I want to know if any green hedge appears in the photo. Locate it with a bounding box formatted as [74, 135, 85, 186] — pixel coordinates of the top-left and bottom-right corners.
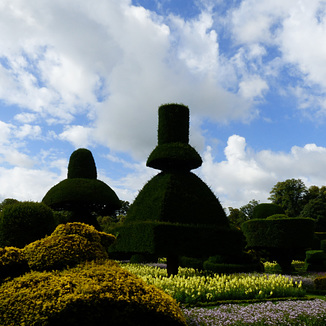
[0, 260, 187, 326]
[241, 217, 315, 249]
[109, 221, 244, 258]
[252, 203, 285, 219]
[125, 172, 229, 227]
[67, 148, 97, 179]
[0, 201, 56, 248]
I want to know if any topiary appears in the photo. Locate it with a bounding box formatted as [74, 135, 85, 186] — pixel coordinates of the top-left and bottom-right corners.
[0, 260, 187, 326]
[0, 201, 56, 248]
[42, 149, 121, 229]
[0, 247, 29, 281]
[24, 222, 115, 271]
[252, 203, 285, 219]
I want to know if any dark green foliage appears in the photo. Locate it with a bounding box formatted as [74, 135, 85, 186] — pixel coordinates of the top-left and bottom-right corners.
[110, 221, 244, 258]
[314, 275, 326, 290]
[0, 247, 29, 281]
[67, 148, 97, 179]
[266, 214, 288, 220]
[0, 260, 187, 326]
[300, 197, 326, 231]
[0, 198, 19, 212]
[268, 178, 308, 216]
[242, 217, 315, 273]
[42, 148, 121, 229]
[147, 143, 202, 171]
[179, 256, 204, 270]
[0, 201, 56, 248]
[242, 218, 315, 249]
[305, 250, 326, 272]
[24, 223, 114, 271]
[125, 171, 229, 226]
[252, 203, 285, 219]
[43, 178, 120, 218]
[158, 103, 189, 145]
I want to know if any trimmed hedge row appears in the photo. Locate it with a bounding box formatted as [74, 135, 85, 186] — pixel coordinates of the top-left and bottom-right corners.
[110, 221, 244, 258]
[241, 217, 315, 249]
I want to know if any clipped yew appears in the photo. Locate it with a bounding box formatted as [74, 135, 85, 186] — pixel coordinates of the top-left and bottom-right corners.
[42, 148, 121, 229]
[242, 217, 315, 273]
[110, 104, 244, 275]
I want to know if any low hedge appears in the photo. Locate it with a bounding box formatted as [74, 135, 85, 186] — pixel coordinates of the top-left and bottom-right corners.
[0, 260, 187, 326]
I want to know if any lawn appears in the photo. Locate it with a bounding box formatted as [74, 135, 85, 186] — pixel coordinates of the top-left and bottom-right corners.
[121, 261, 326, 326]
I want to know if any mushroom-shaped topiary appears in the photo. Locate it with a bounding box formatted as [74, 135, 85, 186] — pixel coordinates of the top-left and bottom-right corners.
[110, 104, 244, 275]
[42, 148, 121, 229]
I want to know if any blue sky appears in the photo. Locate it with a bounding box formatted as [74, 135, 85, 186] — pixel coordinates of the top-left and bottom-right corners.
[1, 0, 326, 210]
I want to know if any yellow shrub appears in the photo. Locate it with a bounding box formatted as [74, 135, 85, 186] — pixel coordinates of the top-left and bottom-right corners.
[0, 247, 29, 280]
[24, 234, 108, 271]
[0, 260, 187, 326]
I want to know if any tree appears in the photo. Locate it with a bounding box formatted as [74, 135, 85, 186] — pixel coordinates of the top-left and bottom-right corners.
[42, 148, 121, 230]
[110, 104, 244, 276]
[268, 179, 308, 217]
[228, 200, 260, 228]
[300, 197, 326, 231]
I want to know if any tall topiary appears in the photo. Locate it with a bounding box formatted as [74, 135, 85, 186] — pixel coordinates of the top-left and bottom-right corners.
[42, 148, 121, 230]
[110, 104, 244, 275]
[252, 203, 285, 219]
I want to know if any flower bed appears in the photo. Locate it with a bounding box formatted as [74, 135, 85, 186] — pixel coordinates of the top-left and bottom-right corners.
[183, 299, 326, 326]
[121, 264, 305, 304]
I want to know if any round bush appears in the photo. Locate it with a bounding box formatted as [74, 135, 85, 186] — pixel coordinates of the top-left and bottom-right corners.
[0, 247, 29, 281]
[0, 260, 187, 326]
[0, 201, 56, 248]
[252, 203, 285, 219]
[24, 235, 108, 271]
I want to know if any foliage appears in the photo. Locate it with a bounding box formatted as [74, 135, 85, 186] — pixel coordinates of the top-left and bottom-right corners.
[0, 260, 186, 326]
[42, 148, 121, 229]
[24, 223, 114, 271]
[228, 200, 260, 228]
[305, 250, 326, 272]
[0, 198, 19, 212]
[268, 178, 308, 217]
[300, 197, 326, 231]
[67, 148, 97, 179]
[314, 275, 326, 290]
[121, 264, 305, 305]
[0, 201, 56, 248]
[0, 247, 29, 281]
[252, 203, 285, 219]
[242, 217, 315, 273]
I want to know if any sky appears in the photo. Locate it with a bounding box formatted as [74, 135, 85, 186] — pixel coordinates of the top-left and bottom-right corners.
[1, 0, 326, 211]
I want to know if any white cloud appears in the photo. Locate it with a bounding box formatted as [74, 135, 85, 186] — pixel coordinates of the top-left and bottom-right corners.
[59, 125, 95, 148]
[197, 134, 326, 209]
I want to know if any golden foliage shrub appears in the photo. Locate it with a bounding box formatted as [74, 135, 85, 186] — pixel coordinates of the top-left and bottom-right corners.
[0, 260, 187, 326]
[0, 247, 29, 280]
[24, 234, 108, 271]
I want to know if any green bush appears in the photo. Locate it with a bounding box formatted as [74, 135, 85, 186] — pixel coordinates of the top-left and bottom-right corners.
[67, 148, 97, 179]
[252, 203, 285, 219]
[0, 247, 29, 281]
[0, 260, 187, 326]
[314, 275, 326, 290]
[266, 214, 288, 220]
[305, 250, 326, 272]
[0, 201, 56, 248]
[24, 223, 115, 271]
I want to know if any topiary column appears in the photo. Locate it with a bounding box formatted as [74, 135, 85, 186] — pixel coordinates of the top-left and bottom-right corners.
[42, 148, 121, 230]
[110, 104, 244, 275]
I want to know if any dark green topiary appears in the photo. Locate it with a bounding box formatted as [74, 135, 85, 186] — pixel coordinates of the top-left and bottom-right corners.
[67, 148, 97, 179]
[42, 148, 121, 229]
[110, 103, 245, 275]
[0, 201, 56, 248]
[0, 260, 187, 326]
[242, 217, 315, 273]
[252, 203, 285, 219]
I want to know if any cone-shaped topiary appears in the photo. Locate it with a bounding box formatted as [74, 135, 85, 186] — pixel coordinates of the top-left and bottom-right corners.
[110, 104, 244, 275]
[42, 149, 121, 229]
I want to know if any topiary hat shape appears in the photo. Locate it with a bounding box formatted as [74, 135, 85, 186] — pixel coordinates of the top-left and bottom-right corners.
[42, 148, 121, 229]
[146, 104, 202, 171]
